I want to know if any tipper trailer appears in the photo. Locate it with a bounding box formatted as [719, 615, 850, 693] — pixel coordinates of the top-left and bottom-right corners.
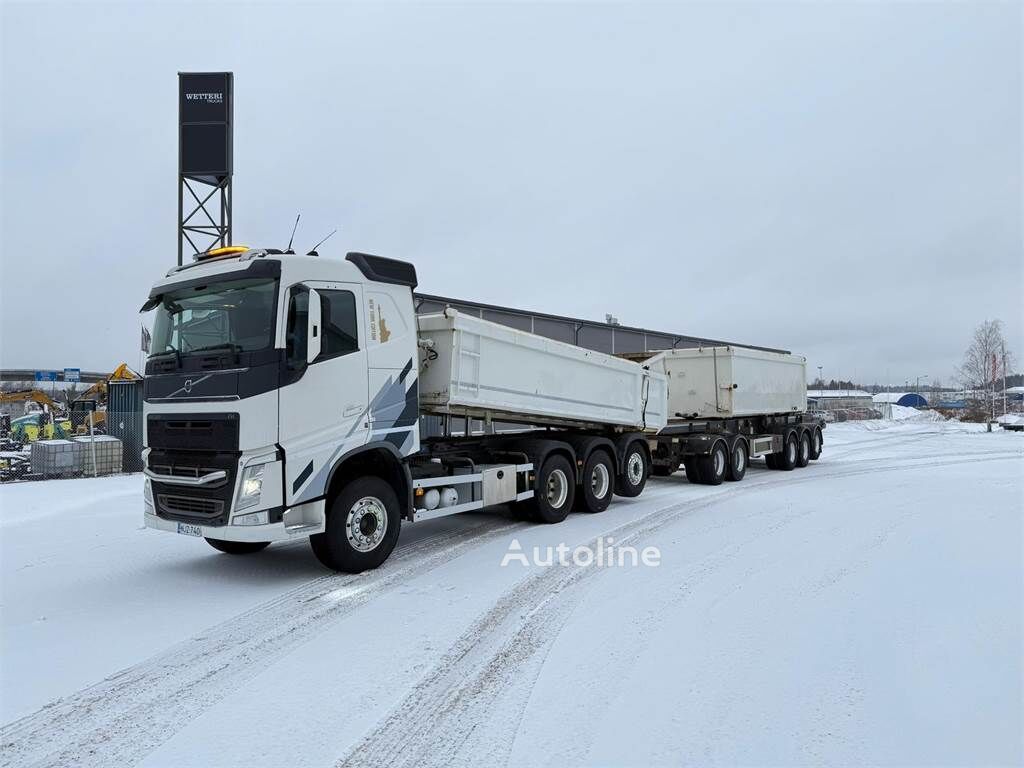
[140, 246, 823, 572]
[641, 346, 825, 484]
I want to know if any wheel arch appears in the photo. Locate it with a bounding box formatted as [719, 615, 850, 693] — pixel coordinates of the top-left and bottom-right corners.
[325, 442, 413, 519]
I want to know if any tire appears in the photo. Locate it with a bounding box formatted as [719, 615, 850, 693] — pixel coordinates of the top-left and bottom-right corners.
[205, 538, 270, 555]
[651, 463, 677, 477]
[764, 452, 778, 470]
[777, 433, 798, 471]
[310, 476, 401, 573]
[683, 456, 702, 484]
[696, 441, 728, 486]
[726, 439, 747, 482]
[809, 428, 823, 460]
[530, 454, 576, 523]
[614, 441, 649, 497]
[577, 450, 615, 513]
[797, 431, 811, 468]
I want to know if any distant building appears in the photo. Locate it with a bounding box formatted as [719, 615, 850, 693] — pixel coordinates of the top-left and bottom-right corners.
[872, 392, 928, 408]
[806, 389, 874, 411]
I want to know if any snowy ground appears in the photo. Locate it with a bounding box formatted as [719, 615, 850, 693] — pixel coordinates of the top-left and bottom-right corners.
[1, 419, 1021, 767]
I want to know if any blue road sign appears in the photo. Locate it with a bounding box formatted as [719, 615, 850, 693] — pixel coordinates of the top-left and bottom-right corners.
[64, 368, 81, 382]
[34, 370, 58, 382]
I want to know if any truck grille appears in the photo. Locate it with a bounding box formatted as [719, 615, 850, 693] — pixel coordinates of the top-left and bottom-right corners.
[158, 494, 224, 518]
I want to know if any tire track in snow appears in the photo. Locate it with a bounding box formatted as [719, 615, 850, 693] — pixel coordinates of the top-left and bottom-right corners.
[335, 451, 1022, 768]
[0, 519, 527, 768]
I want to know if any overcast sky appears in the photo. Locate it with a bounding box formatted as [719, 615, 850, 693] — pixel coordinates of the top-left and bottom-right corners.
[1, 1, 1020, 386]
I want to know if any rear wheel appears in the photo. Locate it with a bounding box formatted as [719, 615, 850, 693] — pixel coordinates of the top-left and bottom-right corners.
[531, 454, 576, 523]
[614, 442, 648, 497]
[764, 452, 778, 470]
[578, 450, 615, 513]
[310, 477, 401, 573]
[797, 431, 811, 468]
[726, 440, 747, 481]
[683, 456, 702, 483]
[205, 538, 270, 555]
[777, 433, 798, 471]
[809, 428, 823, 460]
[697, 441, 729, 486]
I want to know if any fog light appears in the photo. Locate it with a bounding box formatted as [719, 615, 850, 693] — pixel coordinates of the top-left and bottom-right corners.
[234, 509, 269, 526]
[236, 464, 265, 511]
[144, 478, 154, 514]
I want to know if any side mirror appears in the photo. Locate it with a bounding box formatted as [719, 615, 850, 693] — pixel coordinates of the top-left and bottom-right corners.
[307, 288, 322, 364]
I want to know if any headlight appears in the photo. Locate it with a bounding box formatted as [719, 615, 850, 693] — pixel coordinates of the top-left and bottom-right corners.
[236, 463, 265, 511]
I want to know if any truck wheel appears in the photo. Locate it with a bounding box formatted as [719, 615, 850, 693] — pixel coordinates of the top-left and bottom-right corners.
[531, 454, 576, 523]
[651, 462, 678, 477]
[310, 477, 401, 573]
[797, 431, 811, 468]
[777, 433, 798, 471]
[577, 450, 614, 513]
[697, 442, 728, 485]
[614, 442, 648, 497]
[683, 456, 702, 484]
[726, 440, 747, 481]
[205, 539, 270, 555]
[764, 452, 778, 470]
[809, 428, 823, 460]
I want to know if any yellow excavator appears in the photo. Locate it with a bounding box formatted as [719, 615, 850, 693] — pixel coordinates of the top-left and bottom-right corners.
[0, 390, 73, 442]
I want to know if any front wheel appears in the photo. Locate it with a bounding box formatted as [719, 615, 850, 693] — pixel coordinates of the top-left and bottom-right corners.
[310, 477, 401, 573]
[205, 538, 270, 555]
[614, 442, 649, 497]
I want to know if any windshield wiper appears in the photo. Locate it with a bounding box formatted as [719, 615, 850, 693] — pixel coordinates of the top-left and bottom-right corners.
[188, 342, 243, 356]
[149, 349, 181, 369]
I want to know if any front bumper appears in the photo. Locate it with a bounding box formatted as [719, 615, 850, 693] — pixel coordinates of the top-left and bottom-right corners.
[144, 501, 325, 543]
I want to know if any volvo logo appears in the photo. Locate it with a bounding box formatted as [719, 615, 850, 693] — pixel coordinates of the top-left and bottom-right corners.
[183, 379, 193, 394]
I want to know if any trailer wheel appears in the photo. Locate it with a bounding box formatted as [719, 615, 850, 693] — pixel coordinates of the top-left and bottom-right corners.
[614, 442, 648, 497]
[777, 433, 798, 471]
[577, 450, 615, 513]
[697, 442, 728, 485]
[205, 539, 270, 555]
[310, 477, 401, 572]
[531, 454, 576, 523]
[809, 428, 823, 460]
[797, 431, 811, 468]
[726, 440, 747, 482]
[683, 456, 702, 484]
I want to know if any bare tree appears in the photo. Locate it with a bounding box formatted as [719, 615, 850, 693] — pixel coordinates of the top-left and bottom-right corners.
[957, 320, 1015, 417]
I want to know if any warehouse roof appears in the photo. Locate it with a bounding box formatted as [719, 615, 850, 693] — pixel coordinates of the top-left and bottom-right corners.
[807, 390, 872, 399]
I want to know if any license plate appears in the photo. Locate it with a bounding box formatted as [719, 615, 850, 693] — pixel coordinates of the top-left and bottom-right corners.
[177, 522, 203, 537]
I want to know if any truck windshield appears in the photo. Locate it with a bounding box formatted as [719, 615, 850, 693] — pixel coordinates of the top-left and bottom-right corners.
[150, 278, 277, 357]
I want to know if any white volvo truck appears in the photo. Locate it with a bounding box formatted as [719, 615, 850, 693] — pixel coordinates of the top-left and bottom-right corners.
[141, 247, 667, 572]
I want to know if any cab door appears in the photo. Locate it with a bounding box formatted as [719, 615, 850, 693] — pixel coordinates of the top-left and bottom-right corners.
[279, 280, 369, 505]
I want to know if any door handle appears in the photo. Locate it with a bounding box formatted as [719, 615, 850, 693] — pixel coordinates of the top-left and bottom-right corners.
[344, 404, 363, 417]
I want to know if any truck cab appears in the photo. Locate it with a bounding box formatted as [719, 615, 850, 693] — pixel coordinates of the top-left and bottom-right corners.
[142, 248, 421, 569]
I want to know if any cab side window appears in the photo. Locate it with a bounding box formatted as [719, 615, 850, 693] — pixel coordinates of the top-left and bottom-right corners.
[285, 286, 309, 370]
[319, 289, 358, 360]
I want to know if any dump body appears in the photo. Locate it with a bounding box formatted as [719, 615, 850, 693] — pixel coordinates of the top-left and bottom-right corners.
[645, 346, 806, 420]
[417, 309, 667, 431]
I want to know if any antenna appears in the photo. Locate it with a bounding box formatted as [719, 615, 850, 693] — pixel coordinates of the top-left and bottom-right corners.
[285, 214, 301, 253]
[307, 228, 337, 256]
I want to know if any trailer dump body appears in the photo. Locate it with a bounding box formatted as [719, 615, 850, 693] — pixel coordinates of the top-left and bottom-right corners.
[645, 346, 807, 420]
[417, 309, 668, 431]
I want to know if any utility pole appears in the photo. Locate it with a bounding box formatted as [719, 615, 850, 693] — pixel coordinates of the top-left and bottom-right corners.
[1002, 341, 1007, 416]
[915, 375, 928, 397]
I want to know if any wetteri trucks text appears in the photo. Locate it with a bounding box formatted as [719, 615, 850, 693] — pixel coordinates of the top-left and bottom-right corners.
[141, 247, 823, 572]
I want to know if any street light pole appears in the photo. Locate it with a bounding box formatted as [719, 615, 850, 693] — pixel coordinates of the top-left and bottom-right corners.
[915, 375, 929, 397]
